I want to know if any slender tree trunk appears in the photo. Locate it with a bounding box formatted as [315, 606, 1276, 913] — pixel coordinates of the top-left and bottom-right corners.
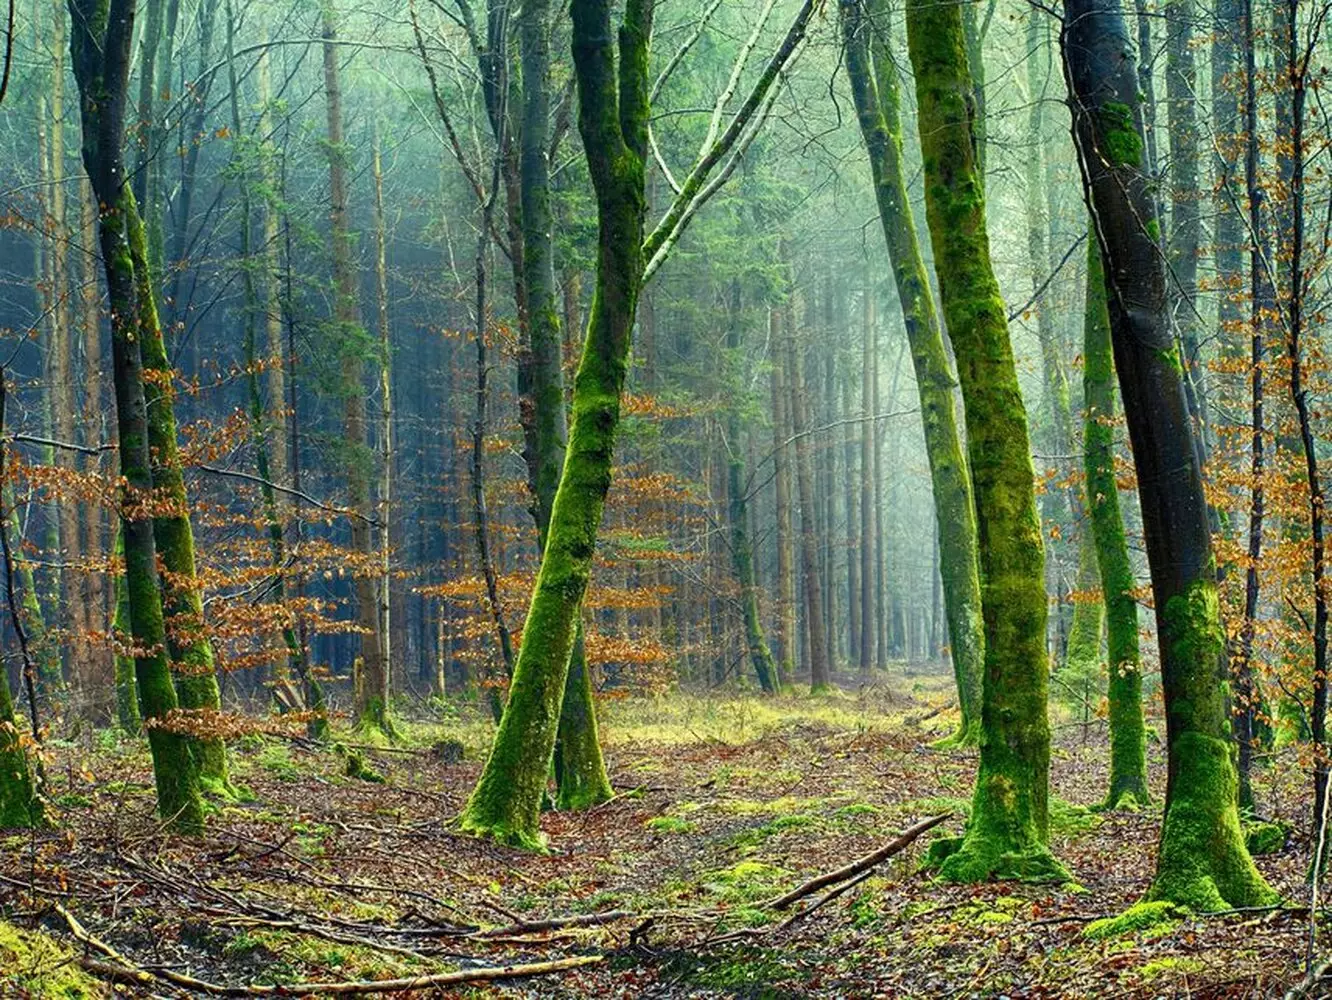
[372, 127, 394, 690]
[785, 305, 830, 694]
[321, 1, 392, 738]
[842, 0, 983, 741]
[906, 0, 1063, 882]
[1232, 0, 1266, 812]
[859, 287, 875, 679]
[1084, 238, 1150, 809]
[459, 0, 654, 848]
[770, 308, 797, 683]
[1061, 0, 1275, 910]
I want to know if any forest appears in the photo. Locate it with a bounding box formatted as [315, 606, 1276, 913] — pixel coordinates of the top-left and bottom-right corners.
[0, 0, 1327, 994]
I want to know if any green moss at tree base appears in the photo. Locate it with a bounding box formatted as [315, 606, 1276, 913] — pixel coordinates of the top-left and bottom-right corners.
[1083, 901, 1186, 940]
[1243, 819, 1288, 856]
[1146, 730, 1277, 911]
[932, 718, 982, 750]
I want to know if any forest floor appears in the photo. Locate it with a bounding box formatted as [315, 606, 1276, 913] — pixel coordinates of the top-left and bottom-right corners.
[0, 669, 1323, 999]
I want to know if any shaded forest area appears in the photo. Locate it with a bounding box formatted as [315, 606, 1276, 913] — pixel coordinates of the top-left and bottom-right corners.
[0, 0, 1330, 995]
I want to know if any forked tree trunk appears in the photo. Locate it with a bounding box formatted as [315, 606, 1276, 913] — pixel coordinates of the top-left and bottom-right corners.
[459, 0, 654, 848]
[1061, 0, 1275, 910]
[905, 0, 1063, 882]
[70, 0, 203, 832]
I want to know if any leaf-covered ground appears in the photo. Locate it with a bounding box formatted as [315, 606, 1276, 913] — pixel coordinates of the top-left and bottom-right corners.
[0, 677, 1322, 998]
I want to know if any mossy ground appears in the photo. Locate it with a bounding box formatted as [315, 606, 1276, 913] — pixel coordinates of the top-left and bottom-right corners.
[0, 674, 1317, 998]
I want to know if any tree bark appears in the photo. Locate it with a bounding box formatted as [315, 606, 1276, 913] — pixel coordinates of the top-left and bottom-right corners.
[841, 0, 982, 740]
[69, 0, 203, 832]
[1084, 238, 1150, 809]
[1060, 0, 1275, 910]
[459, 0, 654, 848]
[321, 1, 392, 738]
[770, 308, 797, 683]
[905, 0, 1063, 881]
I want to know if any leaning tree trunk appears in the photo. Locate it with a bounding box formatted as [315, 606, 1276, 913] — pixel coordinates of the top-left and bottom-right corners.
[905, 0, 1063, 882]
[516, 0, 614, 808]
[842, 0, 983, 740]
[1060, 0, 1275, 911]
[1084, 239, 1150, 810]
[69, 0, 203, 833]
[459, 0, 654, 848]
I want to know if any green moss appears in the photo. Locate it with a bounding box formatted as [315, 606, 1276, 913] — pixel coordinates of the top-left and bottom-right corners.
[704, 861, 791, 904]
[1083, 901, 1186, 940]
[645, 815, 695, 834]
[335, 743, 386, 783]
[0, 920, 103, 998]
[1135, 956, 1205, 982]
[1097, 101, 1144, 167]
[1146, 218, 1161, 241]
[1243, 819, 1288, 856]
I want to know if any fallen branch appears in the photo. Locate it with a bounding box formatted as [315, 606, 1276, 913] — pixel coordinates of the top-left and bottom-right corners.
[470, 909, 634, 939]
[77, 955, 604, 997]
[774, 868, 876, 932]
[768, 813, 951, 911]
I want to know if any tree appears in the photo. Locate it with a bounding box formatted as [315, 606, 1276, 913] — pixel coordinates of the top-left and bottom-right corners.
[1060, 0, 1275, 910]
[321, 0, 393, 739]
[840, 0, 983, 742]
[1083, 239, 1150, 810]
[68, 0, 204, 833]
[905, 0, 1063, 882]
[458, 0, 655, 848]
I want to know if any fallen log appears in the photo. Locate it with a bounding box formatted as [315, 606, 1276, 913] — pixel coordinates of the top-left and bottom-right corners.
[767, 812, 950, 910]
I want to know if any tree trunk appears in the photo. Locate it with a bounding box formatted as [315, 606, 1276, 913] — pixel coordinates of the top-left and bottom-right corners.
[770, 308, 797, 683]
[785, 306, 831, 694]
[841, 0, 983, 738]
[372, 126, 394, 690]
[322, 1, 392, 739]
[459, 0, 654, 848]
[905, 0, 1062, 882]
[1060, 0, 1275, 910]
[1084, 238, 1150, 809]
[859, 287, 875, 678]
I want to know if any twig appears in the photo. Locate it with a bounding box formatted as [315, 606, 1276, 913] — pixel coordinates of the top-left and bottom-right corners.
[768, 813, 951, 910]
[774, 868, 875, 932]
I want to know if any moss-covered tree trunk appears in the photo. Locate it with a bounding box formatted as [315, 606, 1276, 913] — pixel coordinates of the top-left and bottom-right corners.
[111, 530, 141, 733]
[841, 0, 983, 742]
[513, 0, 614, 809]
[1061, 0, 1275, 910]
[132, 185, 232, 797]
[459, 0, 653, 848]
[1084, 239, 1150, 809]
[905, 0, 1063, 881]
[71, 0, 204, 835]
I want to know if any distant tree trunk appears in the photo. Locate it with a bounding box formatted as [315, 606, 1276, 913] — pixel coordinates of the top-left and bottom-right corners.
[770, 308, 797, 683]
[78, 180, 114, 719]
[1084, 239, 1150, 809]
[322, 1, 392, 738]
[1274, 0, 1328, 843]
[1231, 0, 1266, 812]
[859, 288, 875, 679]
[905, 0, 1063, 881]
[372, 127, 394, 690]
[1165, 0, 1208, 454]
[785, 307, 831, 694]
[459, 0, 654, 848]
[1061, 0, 1275, 910]
[843, 314, 861, 673]
[725, 288, 779, 694]
[842, 0, 983, 741]
[69, 0, 203, 832]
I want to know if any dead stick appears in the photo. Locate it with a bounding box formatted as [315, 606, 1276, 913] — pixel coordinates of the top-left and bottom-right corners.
[767, 813, 950, 911]
[775, 868, 876, 931]
[77, 955, 603, 997]
[470, 909, 634, 938]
